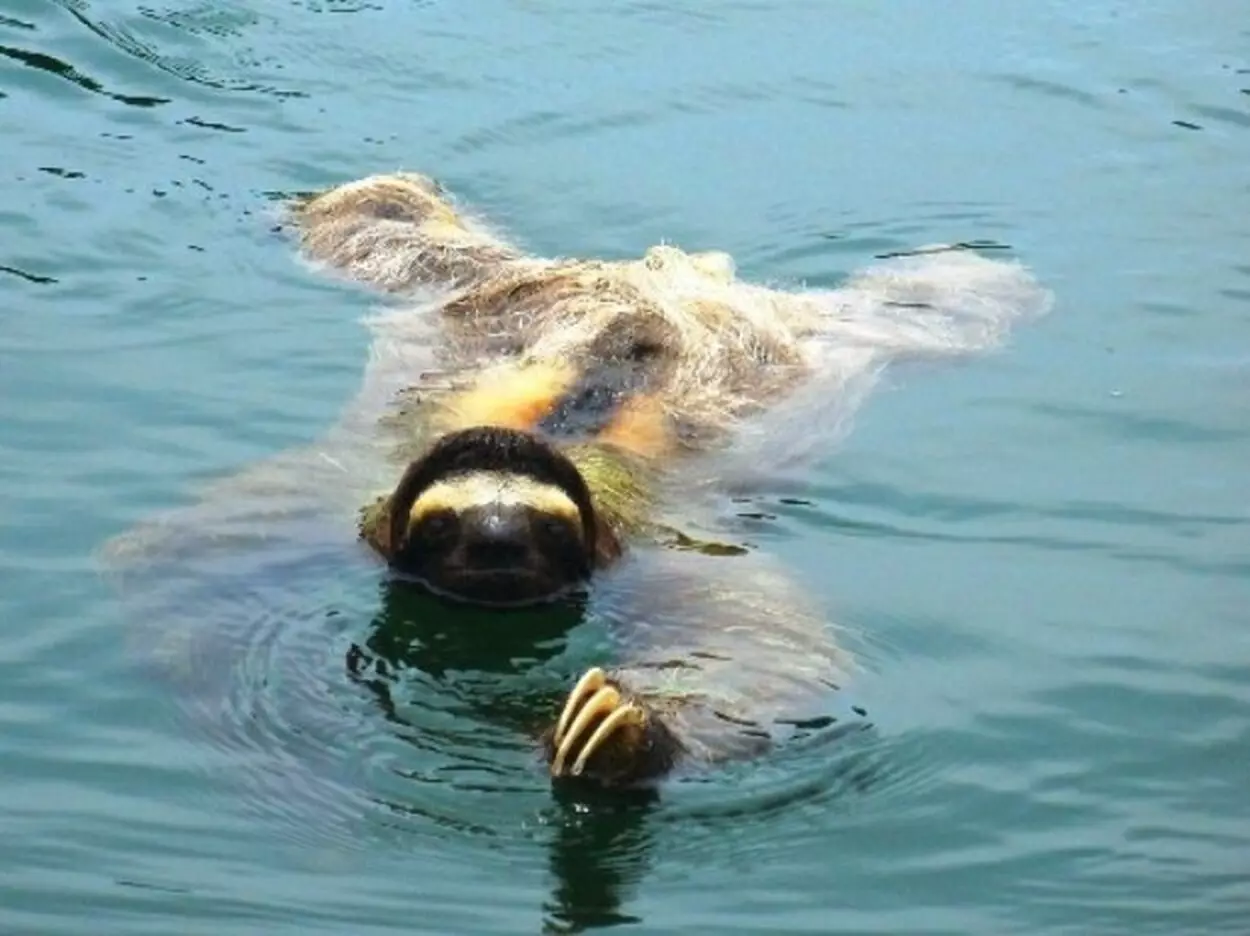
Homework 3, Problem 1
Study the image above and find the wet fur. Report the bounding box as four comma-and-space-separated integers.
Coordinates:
291, 172, 835, 460
101, 169, 1050, 786
283, 170, 1051, 782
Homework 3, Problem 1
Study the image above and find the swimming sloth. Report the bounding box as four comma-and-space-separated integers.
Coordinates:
101, 170, 1050, 790
283, 171, 1049, 786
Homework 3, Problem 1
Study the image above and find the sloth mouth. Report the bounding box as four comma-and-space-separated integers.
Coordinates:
405, 567, 576, 609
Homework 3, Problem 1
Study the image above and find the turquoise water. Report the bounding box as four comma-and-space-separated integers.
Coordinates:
3, 1, 1249, 933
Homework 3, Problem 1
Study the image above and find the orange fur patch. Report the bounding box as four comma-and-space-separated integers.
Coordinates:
439, 361, 577, 432
597, 394, 673, 460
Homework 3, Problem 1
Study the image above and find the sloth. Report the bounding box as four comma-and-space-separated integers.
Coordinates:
100, 170, 1050, 790
289, 173, 883, 784
290, 174, 845, 603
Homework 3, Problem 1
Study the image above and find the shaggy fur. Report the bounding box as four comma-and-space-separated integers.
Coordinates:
291, 173, 839, 461
272, 170, 1051, 786
101, 168, 1051, 790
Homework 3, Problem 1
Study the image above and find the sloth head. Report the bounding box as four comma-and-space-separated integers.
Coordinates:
383, 426, 619, 607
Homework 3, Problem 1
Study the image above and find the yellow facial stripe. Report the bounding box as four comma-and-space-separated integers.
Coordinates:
408, 471, 582, 527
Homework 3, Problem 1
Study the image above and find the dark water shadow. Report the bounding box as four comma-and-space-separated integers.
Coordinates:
541, 782, 660, 934
350, 578, 662, 929
346, 577, 587, 731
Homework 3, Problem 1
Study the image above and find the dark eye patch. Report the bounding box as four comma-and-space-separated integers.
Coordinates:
414, 508, 459, 542
534, 513, 580, 546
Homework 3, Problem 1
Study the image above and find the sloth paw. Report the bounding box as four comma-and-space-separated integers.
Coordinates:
544, 667, 681, 788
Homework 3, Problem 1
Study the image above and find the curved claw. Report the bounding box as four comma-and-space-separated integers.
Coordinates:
559, 686, 621, 766
570, 704, 646, 776
552, 666, 608, 748
546, 666, 680, 786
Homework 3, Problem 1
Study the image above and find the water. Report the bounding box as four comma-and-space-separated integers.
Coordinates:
2, 0, 1248, 933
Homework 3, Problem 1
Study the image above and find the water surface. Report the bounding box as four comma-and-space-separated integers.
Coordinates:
2, 1, 1249, 934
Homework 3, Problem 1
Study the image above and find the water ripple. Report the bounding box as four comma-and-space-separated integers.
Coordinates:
56, 1, 306, 99
5, 0, 1250, 931
0, 42, 169, 106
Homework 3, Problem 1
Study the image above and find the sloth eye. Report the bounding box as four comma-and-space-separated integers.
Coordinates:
539, 517, 577, 543
419, 511, 457, 540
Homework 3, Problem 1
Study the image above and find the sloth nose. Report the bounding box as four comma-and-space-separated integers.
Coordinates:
462, 507, 531, 567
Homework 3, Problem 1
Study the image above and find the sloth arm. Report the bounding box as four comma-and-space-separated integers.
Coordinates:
590, 545, 856, 766
287, 173, 523, 296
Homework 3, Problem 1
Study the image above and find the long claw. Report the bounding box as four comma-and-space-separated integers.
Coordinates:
551, 685, 620, 775
570, 704, 645, 776
552, 666, 607, 745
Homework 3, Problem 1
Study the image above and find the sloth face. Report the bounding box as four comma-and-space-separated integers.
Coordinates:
385, 426, 604, 607
398, 473, 593, 606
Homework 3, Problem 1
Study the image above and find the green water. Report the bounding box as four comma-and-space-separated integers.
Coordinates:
3, 1, 1249, 933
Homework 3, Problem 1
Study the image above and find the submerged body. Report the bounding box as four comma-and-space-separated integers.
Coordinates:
101, 170, 1051, 789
